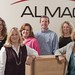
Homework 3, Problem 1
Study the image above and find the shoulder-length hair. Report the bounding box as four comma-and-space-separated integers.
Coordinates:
4, 27, 23, 47
20, 23, 34, 38
71, 31, 75, 41
60, 21, 73, 37
0, 17, 7, 37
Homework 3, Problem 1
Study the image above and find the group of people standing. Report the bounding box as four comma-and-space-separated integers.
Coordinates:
0, 15, 74, 75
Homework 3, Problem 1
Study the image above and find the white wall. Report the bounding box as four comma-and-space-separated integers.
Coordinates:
0, 0, 75, 37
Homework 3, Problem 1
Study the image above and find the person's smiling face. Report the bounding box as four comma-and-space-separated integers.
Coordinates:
10, 30, 20, 44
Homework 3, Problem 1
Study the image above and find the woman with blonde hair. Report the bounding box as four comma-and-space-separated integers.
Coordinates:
0, 27, 38, 75
55, 31, 75, 75
59, 21, 73, 48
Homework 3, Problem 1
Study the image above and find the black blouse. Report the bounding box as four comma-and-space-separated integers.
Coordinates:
59, 37, 72, 48
0, 36, 7, 49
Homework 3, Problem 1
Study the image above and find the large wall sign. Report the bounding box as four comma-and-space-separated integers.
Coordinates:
0, 0, 75, 36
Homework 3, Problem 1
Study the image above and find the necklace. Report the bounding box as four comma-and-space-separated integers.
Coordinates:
12, 50, 22, 66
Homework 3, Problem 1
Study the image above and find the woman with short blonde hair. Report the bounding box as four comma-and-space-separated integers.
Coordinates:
59, 21, 73, 48
5, 27, 23, 47
0, 27, 38, 75
55, 31, 75, 75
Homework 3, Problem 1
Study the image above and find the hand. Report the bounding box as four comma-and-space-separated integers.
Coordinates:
58, 56, 66, 63
26, 56, 36, 65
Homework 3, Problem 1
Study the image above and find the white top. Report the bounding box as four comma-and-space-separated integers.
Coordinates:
0, 45, 38, 75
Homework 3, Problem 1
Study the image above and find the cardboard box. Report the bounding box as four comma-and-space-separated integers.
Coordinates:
26, 55, 65, 75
